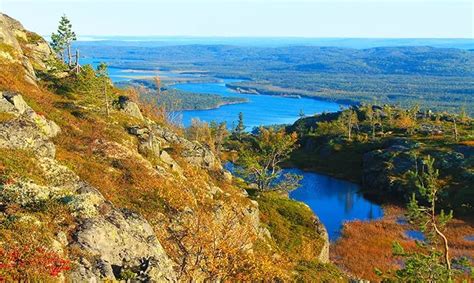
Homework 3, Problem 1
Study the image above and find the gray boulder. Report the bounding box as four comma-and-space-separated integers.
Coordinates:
72, 209, 177, 282
117, 98, 144, 120
0, 117, 56, 158
0, 92, 60, 157
152, 125, 222, 170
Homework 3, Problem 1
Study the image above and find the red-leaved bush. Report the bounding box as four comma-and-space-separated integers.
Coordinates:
0, 245, 70, 281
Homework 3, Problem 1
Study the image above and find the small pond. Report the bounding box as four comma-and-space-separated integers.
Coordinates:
286, 168, 384, 241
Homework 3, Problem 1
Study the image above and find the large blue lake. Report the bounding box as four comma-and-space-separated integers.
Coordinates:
81, 57, 342, 128
172, 80, 342, 129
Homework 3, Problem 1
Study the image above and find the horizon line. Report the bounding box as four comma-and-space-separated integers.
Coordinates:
58, 35, 474, 40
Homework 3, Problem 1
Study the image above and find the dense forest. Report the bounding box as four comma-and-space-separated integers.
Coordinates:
78, 43, 474, 114
117, 79, 247, 111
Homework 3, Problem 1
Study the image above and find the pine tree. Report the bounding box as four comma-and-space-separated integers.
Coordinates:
365, 104, 376, 139
50, 33, 65, 61
96, 62, 110, 117
233, 112, 246, 141
384, 156, 466, 282
51, 15, 77, 66
340, 109, 358, 141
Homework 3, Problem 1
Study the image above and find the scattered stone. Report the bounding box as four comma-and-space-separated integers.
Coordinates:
116, 96, 144, 120
159, 150, 183, 174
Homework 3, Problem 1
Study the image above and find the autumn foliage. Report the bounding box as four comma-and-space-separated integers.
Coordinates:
0, 245, 70, 281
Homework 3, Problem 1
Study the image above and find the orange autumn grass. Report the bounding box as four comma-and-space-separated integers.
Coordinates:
332, 205, 474, 281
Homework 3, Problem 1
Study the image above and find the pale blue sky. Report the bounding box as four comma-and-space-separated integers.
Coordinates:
1, 0, 472, 38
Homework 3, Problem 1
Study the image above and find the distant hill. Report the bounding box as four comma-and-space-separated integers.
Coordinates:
72, 37, 474, 49
78, 44, 474, 113
77, 44, 474, 77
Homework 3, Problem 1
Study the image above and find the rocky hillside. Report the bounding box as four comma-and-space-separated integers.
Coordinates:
0, 13, 334, 281
288, 106, 473, 215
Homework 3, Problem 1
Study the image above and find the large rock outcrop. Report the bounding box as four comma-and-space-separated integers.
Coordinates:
0, 92, 178, 281
152, 124, 222, 170
128, 124, 222, 172
362, 137, 473, 213
0, 91, 60, 158
0, 13, 54, 82
71, 208, 176, 281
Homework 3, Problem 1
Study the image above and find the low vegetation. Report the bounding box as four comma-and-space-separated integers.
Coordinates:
256, 191, 345, 282
332, 206, 474, 281
289, 105, 473, 280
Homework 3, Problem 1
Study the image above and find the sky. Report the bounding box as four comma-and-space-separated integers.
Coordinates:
1, 0, 472, 38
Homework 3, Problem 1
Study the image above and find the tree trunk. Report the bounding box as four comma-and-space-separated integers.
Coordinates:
434, 224, 451, 271
453, 118, 458, 142
372, 121, 375, 139
347, 115, 352, 140
67, 44, 72, 67
104, 83, 109, 117
431, 198, 451, 271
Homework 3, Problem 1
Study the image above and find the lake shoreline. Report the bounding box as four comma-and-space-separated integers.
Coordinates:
171, 79, 342, 128
225, 83, 357, 107
175, 98, 249, 112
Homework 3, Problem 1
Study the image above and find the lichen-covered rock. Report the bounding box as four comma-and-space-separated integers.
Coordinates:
1, 91, 60, 138
0, 116, 57, 158
152, 125, 222, 170
128, 126, 162, 158
0, 14, 23, 57
0, 180, 69, 208
128, 124, 221, 173
159, 150, 184, 175
117, 98, 144, 120
314, 216, 330, 263
0, 13, 55, 82
362, 138, 419, 194
0, 92, 60, 157
0, 91, 26, 116
71, 209, 177, 282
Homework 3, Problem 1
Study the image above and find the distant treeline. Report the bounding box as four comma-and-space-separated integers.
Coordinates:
117, 79, 247, 111
79, 44, 474, 114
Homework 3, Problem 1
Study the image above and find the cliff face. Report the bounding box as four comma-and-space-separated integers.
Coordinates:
0, 13, 331, 281
0, 13, 53, 83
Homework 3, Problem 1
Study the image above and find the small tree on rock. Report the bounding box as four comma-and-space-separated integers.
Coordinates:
51, 15, 76, 66
339, 108, 358, 140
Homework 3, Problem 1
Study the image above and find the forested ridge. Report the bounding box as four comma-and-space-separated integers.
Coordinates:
78, 43, 474, 114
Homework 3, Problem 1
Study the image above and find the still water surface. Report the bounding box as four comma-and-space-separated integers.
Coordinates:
286, 168, 383, 241
172, 80, 342, 128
